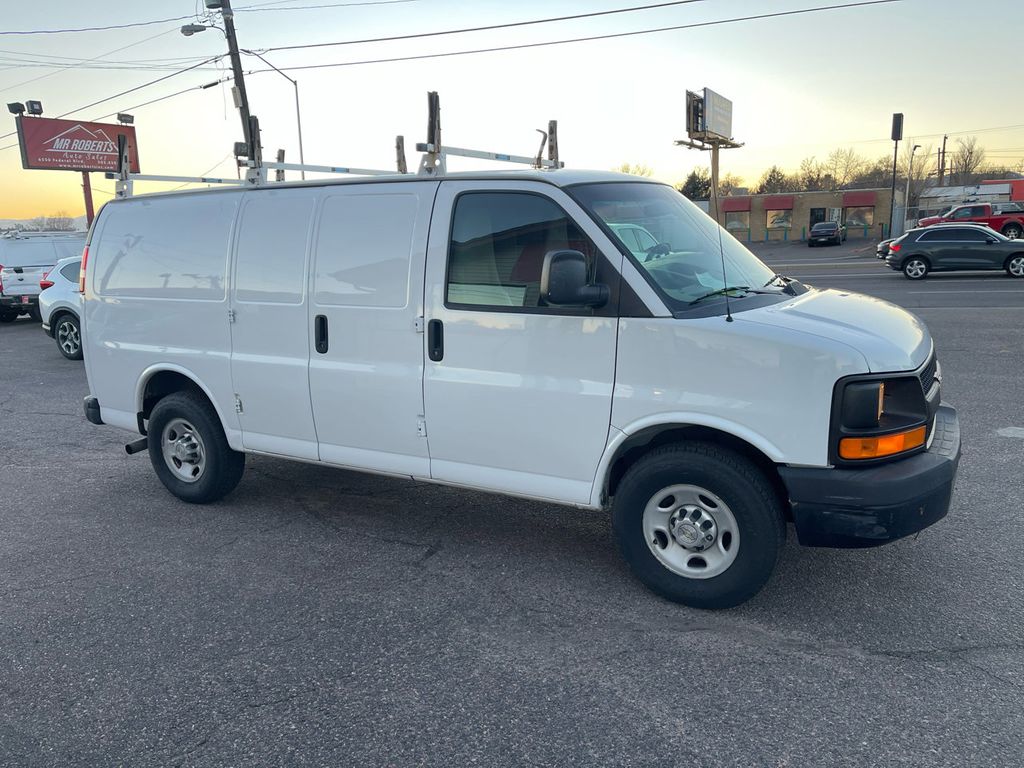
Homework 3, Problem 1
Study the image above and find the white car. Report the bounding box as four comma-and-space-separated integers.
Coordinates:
80, 170, 961, 609
0, 232, 85, 323
39, 256, 83, 360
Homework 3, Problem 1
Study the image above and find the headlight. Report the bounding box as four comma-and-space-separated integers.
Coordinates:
833, 376, 929, 463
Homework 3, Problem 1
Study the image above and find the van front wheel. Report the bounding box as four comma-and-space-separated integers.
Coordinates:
147, 391, 244, 503
612, 443, 784, 609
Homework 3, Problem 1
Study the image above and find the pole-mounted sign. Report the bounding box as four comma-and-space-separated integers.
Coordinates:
14, 116, 140, 173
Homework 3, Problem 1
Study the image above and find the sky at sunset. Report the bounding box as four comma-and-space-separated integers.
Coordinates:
0, 0, 1020, 220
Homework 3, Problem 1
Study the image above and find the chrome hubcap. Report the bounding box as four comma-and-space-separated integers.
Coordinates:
1007, 229, 1020, 240
161, 418, 206, 483
1010, 257, 1024, 276
642, 484, 740, 579
57, 320, 80, 354
906, 260, 926, 278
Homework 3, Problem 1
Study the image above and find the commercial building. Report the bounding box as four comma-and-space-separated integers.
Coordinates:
707, 187, 899, 242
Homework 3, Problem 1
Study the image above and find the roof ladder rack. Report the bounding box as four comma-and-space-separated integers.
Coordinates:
416, 91, 563, 176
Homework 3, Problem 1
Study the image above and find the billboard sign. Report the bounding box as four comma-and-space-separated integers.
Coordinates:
15, 116, 140, 173
702, 88, 733, 141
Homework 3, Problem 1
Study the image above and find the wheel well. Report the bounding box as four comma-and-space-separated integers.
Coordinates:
1001, 222, 1022, 234
50, 308, 78, 325
903, 254, 929, 267
605, 425, 789, 516
1004, 252, 1024, 267
140, 370, 210, 420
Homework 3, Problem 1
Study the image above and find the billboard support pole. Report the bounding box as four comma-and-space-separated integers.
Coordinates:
81, 172, 95, 226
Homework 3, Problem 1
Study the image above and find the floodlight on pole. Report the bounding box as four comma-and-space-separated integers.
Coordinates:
25, 100, 43, 116
117, 113, 134, 125
7, 102, 25, 115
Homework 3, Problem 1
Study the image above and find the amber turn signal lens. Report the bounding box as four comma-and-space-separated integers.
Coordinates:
839, 426, 926, 460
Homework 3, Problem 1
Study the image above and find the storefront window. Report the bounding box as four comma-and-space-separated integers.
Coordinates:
725, 211, 750, 231
766, 209, 792, 229
844, 207, 874, 227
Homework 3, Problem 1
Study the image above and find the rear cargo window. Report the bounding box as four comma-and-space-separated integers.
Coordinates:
93, 195, 235, 300
235, 193, 313, 304
314, 193, 417, 308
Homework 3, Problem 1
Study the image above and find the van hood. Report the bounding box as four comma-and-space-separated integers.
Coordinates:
738, 287, 932, 373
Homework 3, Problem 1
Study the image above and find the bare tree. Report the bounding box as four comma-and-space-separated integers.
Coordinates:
824, 147, 867, 189
614, 163, 653, 177
45, 210, 75, 231
28, 216, 47, 231
949, 136, 986, 185
798, 156, 827, 191
718, 172, 745, 196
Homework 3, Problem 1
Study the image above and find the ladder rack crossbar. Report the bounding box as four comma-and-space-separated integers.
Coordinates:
416, 143, 561, 169
104, 172, 245, 186
260, 161, 396, 176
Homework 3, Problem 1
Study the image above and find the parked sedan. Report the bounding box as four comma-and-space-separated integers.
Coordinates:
38, 256, 83, 359
885, 224, 1024, 280
876, 238, 894, 259
808, 221, 846, 246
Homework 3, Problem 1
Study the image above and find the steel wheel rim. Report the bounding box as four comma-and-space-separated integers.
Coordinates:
57, 320, 79, 355
642, 484, 740, 580
1010, 257, 1024, 276
906, 260, 926, 278
161, 418, 207, 483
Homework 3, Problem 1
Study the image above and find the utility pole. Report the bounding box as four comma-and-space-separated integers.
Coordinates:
937, 134, 948, 186
216, 0, 261, 178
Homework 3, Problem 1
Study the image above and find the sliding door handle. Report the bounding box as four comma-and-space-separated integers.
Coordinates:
314, 314, 329, 354
427, 319, 444, 362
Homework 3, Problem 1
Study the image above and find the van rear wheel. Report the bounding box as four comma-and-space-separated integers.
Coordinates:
147, 391, 244, 503
612, 442, 784, 609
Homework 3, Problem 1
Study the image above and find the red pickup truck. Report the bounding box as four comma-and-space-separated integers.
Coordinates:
918, 202, 1024, 239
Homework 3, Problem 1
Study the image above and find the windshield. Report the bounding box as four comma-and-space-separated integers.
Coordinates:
812, 222, 837, 231
572, 182, 779, 309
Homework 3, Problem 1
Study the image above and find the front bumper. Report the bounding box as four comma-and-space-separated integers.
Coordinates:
779, 405, 960, 548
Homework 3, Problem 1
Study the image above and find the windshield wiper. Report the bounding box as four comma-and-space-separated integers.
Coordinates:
690, 285, 757, 305
763, 272, 801, 295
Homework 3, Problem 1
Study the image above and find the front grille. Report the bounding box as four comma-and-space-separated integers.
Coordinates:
920, 355, 938, 394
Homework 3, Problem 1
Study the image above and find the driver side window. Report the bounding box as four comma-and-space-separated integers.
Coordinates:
446, 192, 597, 311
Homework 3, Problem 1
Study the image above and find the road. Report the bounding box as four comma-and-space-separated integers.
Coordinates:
1, 242, 1022, 766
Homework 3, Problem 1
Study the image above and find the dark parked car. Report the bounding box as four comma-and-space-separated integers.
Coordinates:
808, 221, 846, 246
876, 237, 894, 259
885, 224, 1024, 280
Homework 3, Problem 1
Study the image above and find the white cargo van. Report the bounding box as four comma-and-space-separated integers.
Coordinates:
81, 171, 960, 608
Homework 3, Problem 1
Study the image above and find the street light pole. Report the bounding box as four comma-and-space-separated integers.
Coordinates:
219, 0, 257, 168
904, 144, 921, 232
243, 49, 306, 179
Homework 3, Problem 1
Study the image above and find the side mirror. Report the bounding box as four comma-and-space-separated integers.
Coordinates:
540, 250, 609, 308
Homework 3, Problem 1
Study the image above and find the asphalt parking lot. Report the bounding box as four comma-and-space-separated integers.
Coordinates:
2, 243, 1022, 766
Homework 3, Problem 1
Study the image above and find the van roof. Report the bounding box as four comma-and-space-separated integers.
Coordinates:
105, 168, 661, 204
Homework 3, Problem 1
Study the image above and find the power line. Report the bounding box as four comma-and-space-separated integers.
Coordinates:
258, 0, 716, 53
250, 0, 902, 72
0, 0, 417, 36
0, 56, 224, 142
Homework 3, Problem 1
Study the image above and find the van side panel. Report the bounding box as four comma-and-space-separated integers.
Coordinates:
83, 194, 240, 439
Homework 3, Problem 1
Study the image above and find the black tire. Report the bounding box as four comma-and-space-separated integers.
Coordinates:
53, 313, 83, 360
0, 312, 17, 323
1006, 253, 1024, 278
902, 257, 929, 280
147, 391, 245, 504
1002, 223, 1022, 240
612, 442, 785, 609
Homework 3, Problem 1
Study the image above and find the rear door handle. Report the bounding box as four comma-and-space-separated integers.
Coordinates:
314, 314, 329, 354
427, 319, 444, 362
